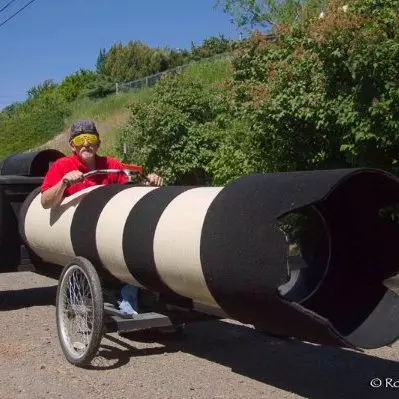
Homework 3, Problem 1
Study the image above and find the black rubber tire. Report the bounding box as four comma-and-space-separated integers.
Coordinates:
56, 256, 104, 367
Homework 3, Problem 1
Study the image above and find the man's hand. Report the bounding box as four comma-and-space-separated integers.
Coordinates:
63, 170, 84, 186
41, 170, 83, 209
146, 173, 163, 186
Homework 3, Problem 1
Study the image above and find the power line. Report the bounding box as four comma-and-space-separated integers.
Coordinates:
0, 0, 18, 14
0, 0, 38, 29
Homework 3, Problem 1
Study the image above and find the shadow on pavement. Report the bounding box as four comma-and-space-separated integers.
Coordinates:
2, 286, 398, 398
105, 319, 399, 398
85, 334, 182, 371
0, 285, 57, 310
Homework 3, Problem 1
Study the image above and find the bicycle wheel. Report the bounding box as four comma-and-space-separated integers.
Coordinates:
56, 256, 104, 366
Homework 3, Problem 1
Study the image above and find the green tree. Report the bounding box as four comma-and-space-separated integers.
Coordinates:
102, 41, 174, 82
164, 47, 191, 68
96, 48, 107, 74
117, 0, 399, 185
1, 102, 23, 118
226, 0, 399, 172
57, 69, 98, 103
116, 73, 230, 183
27, 79, 58, 100
190, 34, 233, 60
216, 0, 326, 30
82, 74, 116, 99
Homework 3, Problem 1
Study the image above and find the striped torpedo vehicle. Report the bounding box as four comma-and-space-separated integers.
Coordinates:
1, 149, 399, 366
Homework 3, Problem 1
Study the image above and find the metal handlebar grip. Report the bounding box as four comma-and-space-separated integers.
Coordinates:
62, 177, 71, 186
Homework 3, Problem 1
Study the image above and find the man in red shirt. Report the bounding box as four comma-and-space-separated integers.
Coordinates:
41, 120, 163, 208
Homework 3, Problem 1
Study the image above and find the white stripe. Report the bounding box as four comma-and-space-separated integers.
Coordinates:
96, 186, 158, 286
153, 187, 223, 307
24, 186, 101, 266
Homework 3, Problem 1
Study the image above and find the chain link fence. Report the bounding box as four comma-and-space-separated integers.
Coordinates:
116, 52, 231, 94
115, 33, 278, 94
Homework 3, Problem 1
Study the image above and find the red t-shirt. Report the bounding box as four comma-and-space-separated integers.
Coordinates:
41, 154, 143, 197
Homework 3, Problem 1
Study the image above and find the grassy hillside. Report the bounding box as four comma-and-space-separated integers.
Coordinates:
28, 57, 232, 159
35, 90, 154, 158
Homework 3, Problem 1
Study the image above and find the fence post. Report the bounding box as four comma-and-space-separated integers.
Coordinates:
116, 82, 119, 94
122, 143, 127, 163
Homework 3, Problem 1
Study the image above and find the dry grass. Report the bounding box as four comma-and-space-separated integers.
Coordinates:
32, 58, 232, 157
34, 108, 131, 157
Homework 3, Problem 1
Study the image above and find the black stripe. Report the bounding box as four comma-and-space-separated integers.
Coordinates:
199, 170, 373, 347
200, 173, 292, 316
123, 186, 193, 295
70, 184, 130, 269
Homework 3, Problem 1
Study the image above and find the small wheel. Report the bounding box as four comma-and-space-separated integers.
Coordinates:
56, 256, 104, 366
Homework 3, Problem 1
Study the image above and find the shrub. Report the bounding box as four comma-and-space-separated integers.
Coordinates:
117, 0, 399, 185
228, 0, 399, 172
0, 96, 70, 158
82, 74, 117, 99
57, 69, 98, 103
116, 73, 230, 183
190, 34, 233, 60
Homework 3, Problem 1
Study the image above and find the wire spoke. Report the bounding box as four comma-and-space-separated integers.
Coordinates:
60, 267, 94, 356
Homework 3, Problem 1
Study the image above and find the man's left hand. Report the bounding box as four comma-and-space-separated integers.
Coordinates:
146, 173, 163, 186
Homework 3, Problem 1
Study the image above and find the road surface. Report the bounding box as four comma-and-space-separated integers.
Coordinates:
1, 271, 398, 398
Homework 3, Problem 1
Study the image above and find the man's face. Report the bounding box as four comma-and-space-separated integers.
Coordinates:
69, 133, 100, 163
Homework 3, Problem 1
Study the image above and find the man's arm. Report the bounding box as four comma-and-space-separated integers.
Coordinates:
41, 170, 84, 209
41, 179, 68, 209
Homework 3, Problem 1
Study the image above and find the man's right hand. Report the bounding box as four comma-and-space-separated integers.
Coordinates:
62, 170, 84, 186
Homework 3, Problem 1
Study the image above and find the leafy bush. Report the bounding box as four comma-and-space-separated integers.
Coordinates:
100, 36, 235, 84
116, 0, 399, 185
57, 69, 98, 103
102, 41, 180, 82
82, 74, 117, 99
227, 0, 399, 172
190, 34, 233, 60
209, 118, 268, 184
216, 0, 326, 29
0, 96, 70, 158
27, 79, 58, 100
116, 72, 230, 183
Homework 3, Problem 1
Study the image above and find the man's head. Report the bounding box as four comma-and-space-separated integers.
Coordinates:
68, 120, 101, 164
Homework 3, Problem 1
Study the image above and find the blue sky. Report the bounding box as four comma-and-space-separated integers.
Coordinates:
0, 0, 241, 109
